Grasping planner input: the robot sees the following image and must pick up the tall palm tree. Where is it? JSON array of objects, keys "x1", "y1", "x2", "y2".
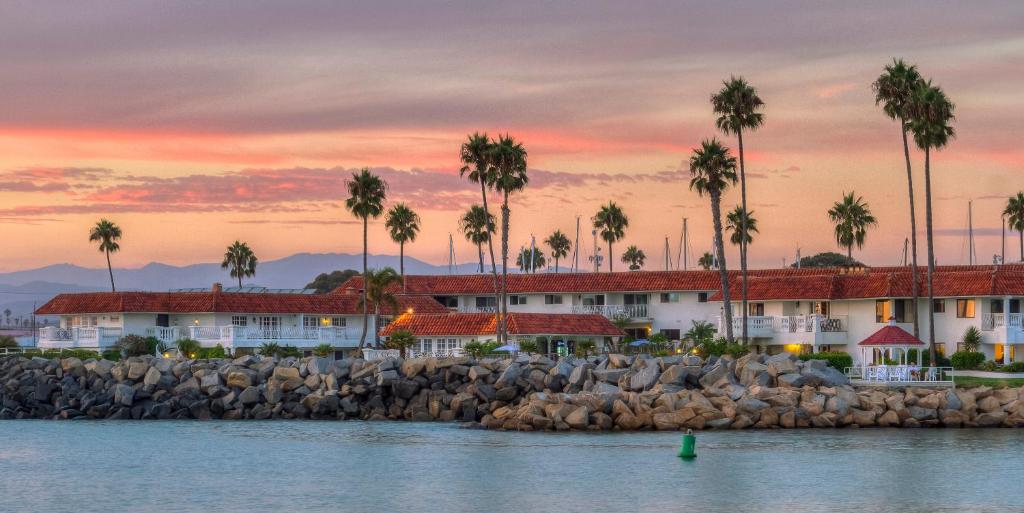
[
  {"x1": 384, "y1": 203, "x2": 421, "y2": 285},
  {"x1": 828, "y1": 192, "x2": 878, "y2": 259},
  {"x1": 712, "y1": 76, "x2": 764, "y2": 344},
  {"x1": 621, "y1": 245, "x2": 646, "y2": 271},
  {"x1": 358, "y1": 267, "x2": 403, "y2": 348},
  {"x1": 516, "y1": 247, "x2": 546, "y2": 272},
  {"x1": 873, "y1": 58, "x2": 925, "y2": 338},
  {"x1": 491, "y1": 134, "x2": 529, "y2": 344},
  {"x1": 908, "y1": 79, "x2": 955, "y2": 366},
  {"x1": 345, "y1": 167, "x2": 388, "y2": 352},
  {"x1": 460, "y1": 133, "x2": 502, "y2": 341},
  {"x1": 89, "y1": 219, "x2": 122, "y2": 292},
  {"x1": 544, "y1": 230, "x2": 571, "y2": 273},
  {"x1": 221, "y1": 241, "x2": 258, "y2": 288},
  {"x1": 592, "y1": 202, "x2": 628, "y2": 272},
  {"x1": 698, "y1": 251, "x2": 715, "y2": 270},
  {"x1": 725, "y1": 206, "x2": 759, "y2": 247},
  {"x1": 689, "y1": 138, "x2": 738, "y2": 342},
  {"x1": 459, "y1": 205, "x2": 495, "y2": 273},
  {"x1": 1004, "y1": 192, "x2": 1024, "y2": 262}
]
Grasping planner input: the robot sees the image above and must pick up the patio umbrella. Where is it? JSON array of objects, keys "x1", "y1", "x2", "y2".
[
  {"x1": 494, "y1": 344, "x2": 520, "y2": 352},
  {"x1": 629, "y1": 339, "x2": 650, "y2": 347}
]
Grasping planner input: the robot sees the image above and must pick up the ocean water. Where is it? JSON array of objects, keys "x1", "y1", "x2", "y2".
[{"x1": 0, "y1": 421, "x2": 1021, "y2": 513}]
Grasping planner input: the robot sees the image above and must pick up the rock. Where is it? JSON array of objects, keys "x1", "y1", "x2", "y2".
[
  {"x1": 607, "y1": 354, "x2": 632, "y2": 368},
  {"x1": 127, "y1": 361, "x2": 150, "y2": 381},
  {"x1": 659, "y1": 365, "x2": 698, "y2": 386},
  {"x1": 494, "y1": 363, "x2": 521, "y2": 388},
  {"x1": 468, "y1": 366, "x2": 491, "y2": 381},
  {"x1": 591, "y1": 382, "x2": 622, "y2": 395},
  {"x1": 273, "y1": 366, "x2": 301, "y2": 381},
  {"x1": 174, "y1": 378, "x2": 200, "y2": 395},
  {"x1": 877, "y1": 409, "x2": 901, "y2": 427},
  {"x1": 977, "y1": 396, "x2": 1001, "y2": 412},
  {"x1": 568, "y1": 364, "x2": 592, "y2": 387},
  {"x1": 699, "y1": 363, "x2": 730, "y2": 389},
  {"x1": 629, "y1": 365, "x2": 660, "y2": 391},
  {"x1": 976, "y1": 412, "x2": 1007, "y2": 427},
  {"x1": 199, "y1": 373, "x2": 222, "y2": 393},
  {"x1": 113, "y1": 384, "x2": 135, "y2": 406},
  {"x1": 143, "y1": 367, "x2": 162, "y2": 387},
  {"x1": 907, "y1": 406, "x2": 937, "y2": 421},
  {"x1": 400, "y1": 358, "x2": 426, "y2": 378},
  {"x1": 593, "y1": 368, "x2": 628, "y2": 384},
  {"x1": 737, "y1": 397, "x2": 769, "y2": 414},
  {"x1": 565, "y1": 406, "x2": 589, "y2": 430},
  {"x1": 851, "y1": 408, "x2": 876, "y2": 426},
  {"x1": 226, "y1": 371, "x2": 254, "y2": 389},
  {"x1": 777, "y1": 373, "x2": 806, "y2": 388},
  {"x1": 238, "y1": 386, "x2": 260, "y2": 405}
]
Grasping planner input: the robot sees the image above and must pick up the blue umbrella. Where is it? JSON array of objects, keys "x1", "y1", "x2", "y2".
[
  {"x1": 629, "y1": 339, "x2": 650, "y2": 347},
  {"x1": 494, "y1": 344, "x2": 520, "y2": 352}
]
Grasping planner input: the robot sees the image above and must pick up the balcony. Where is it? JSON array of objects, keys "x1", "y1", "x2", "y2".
[
  {"x1": 716, "y1": 314, "x2": 849, "y2": 343},
  {"x1": 981, "y1": 313, "x2": 1024, "y2": 344},
  {"x1": 570, "y1": 304, "x2": 649, "y2": 320},
  {"x1": 187, "y1": 325, "x2": 351, "y2": 348},
  {"x1": 37, "y1": 326, "x2": 123, "y2": 349},
  {"x1": 459, "y1": 306, "x2": 498, "y2": 313}
]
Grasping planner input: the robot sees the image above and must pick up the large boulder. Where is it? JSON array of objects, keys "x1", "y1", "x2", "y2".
[
  {"x1": 113, "y1": 383, "x2": 134, "y2": 406},
  {"x1": 143, "y1": 367, "x2": 162, "y2": 387},
  {"x1": 565, "y1": 406, "x2": 590, "y2": 430},
  {"x1": 699, "y1": 363, "x2": 731, "y2": 389},
  {"x1": 659, "y1": 365, "x2": 699, "y2": 386},
  {"x1": 127, "y1": 360, "x2": 150, "y2": 381},
  {"x1": 593, "y1": 368, "x2": 628, "y2": 384},
  {"x1": 226, "y1": 370, "x2": 255, "y2": 389},
  {"x1": 494, "y1": 363, "x2": 522, "y2": 388},
  {"x1": 629, "y1": 365, "x2": 660, "y2": 391}
]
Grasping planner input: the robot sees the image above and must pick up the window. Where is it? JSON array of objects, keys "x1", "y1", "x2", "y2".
[
  {"x1": 445, "y1": 338, "x2": 459, "y2": 353},
  {"x1": 748, "y1": 303, "x2": 765, "y2": 316},
  {"x1": 990, "y1": 299, "x2": 1004, "y2": 314},
  {"x1": 697, "y1": 292, "x2": 709, "y2": 303},
  {"x1": 1012, "y1": 299, "x2": 1021, "y2": 314},
  {"x1": 108, "y1": 315, "x2": 120, "y2": 323},
  {"x1": 995, "y1": 344, "x2": 1015, "y2": 361},
  {"x1": 956, "y1": 299, "x2": 975, "y2": 318},
  {"x1": 875, "y1": 300, "x2": 891, "y2": 323},
  {"x1": 660, "y1": 293, "x2": 680, "y2": 303},
  {"x1": 475, "y1": 296, "x2": 497, "y2": 308},
  {"x1": 258, "y1": 316, "x2": 280, "y2": 330},
  {"x1": 419, "y1": 338, "x2": 433, "y2": 353},
  {"x1": 231, "y1": 315, "x2": 248, "y2": 327},
  {"x1": 303, "y1": 316, "x2": 319, "y2": 328},
  {"x1": 582, "y1": 294, "x2": 605, "y2": 306},
  {"x1": 434, "y1": 296, "x2": 458, "y2": 308},
  {"x1": 812, "y1": 302, "x2": 830, "y2": 316},
  {"x1": 660, "y1": 329, "x2": 681, "y2": 341},
  {"x1": 893, "y1": 299, "x2": 913, "y2": 323},
  {"x1": 378, "y1": 316, "x2": 392, "y2": 328},
  {"x1": 544, "y1": 294, "x2": 563, "y2": 305},
  {"x1": 624, "y1": 328, "x2": 647, "y2": 339},
  {"x1": 510, "y1": 295, "x2": 528, "y2": 305},
  {"x1": 933, "y1": 299, "x2": 946, "y2": 313},
  {"x1": 624, "y1": 293, "x2": 648, "y2": 305},
  {"x1": 330, "y1": 317, "x2": 346, "y2": 327}
]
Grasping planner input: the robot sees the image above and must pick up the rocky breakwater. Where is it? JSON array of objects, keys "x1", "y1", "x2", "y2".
[{"x1": 1, "y1": 352, "x2": 1022, "y2": 429}]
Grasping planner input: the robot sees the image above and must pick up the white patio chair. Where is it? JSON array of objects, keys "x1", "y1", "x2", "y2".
[
  {"x1": 925, "y1": 367, "x2": 937, "y2": 382},
  {"x1": 875, "y1": 366, "x2": 888, "y2": 382}
]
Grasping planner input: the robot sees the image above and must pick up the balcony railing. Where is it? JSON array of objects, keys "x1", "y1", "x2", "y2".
[
  {"x1": 459, "y1": 306, "x2": 498, "y2": 313},
  {"x1": 570, "y1": 304, "x2": 649, "y2": 319},
  {"x1": 38, "y1": 326, "x2": 123, "y2": 348},
  {"x1": 982, "y1": 313, "x2": 1023, "y2": 331},
  {"x1": 188, "y1": 325, "x2": 349, "y2": 344},
  {"x1": 718, "y1": 314, "x2": 848, "y2": 334},
  {"x1": 145, "y1": 326, "x2": 182, "y2": 342}
]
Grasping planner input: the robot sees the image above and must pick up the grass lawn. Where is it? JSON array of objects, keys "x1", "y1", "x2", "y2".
[{"x1": 953, "y1": 376, "x2": 1024, "y2": 389}]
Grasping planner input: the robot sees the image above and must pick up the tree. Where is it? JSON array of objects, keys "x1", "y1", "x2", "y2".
[
  {"x1": 592, "y1": 202, "x2": 628, "y2": 272},
  {"x1": 828, "y1": 192, "x2": 878, "y2": 259},
  {"x1": 544, "y1": 230, "x2": 571, "y2": 273},
  {"x1": 712, "y1": 76, "x2": 765, "y2": 346},
  {"x1": 89, "y1": 219, "x2": 122, "y2": 292},
  {"x1": 0, "y1": 335, "x2": 17, "y2": 349},
  {"x1": 460, "y1": 133, "x2": 502, "y2": 342},
  {"x1": 221, "y1": 241, "x2": 258, "y2": 288},
  {"x1": 358, "y1": 267, "x2": 403, "y2": 348},
  {"x1": 908, "y1": 79, "x2": 955, "y2": 367},
  {"x1": 385, "y1": 329, "x2": 416, "y2": 358},
  {"x1": 345, "y1": 167, "x2": 388, "y2": 352},
  {"x1": 790, "y1": 252, "x2": 863, "y2": 268},
  {"x1": 873, "y1": 58, "x2": 925, "y2": 338},
  {"x1": 459, "y1": 205, "x2": 495, "y2": 273},
  {"x1": 621, "y1": 245, "x2": 646, "y2": 271},
  {"x1": 2, "y1": 309, "x2": 9, "y2": 326},
  {"x1": 1003, "y1": 192, "x2": 1024, "y2": 262},
  {"x1": 689, "y1": 138, "x2": 738, "y2": 342},
  {"x1": 384, "y1": 202, "x2": 421, "y2": 285},
  {"x1": 516, "y1": 246, "x2": 546, "y2": 272},
  {"x1": 961, "y1": 326, "x2": 982, "y2": 353},
  {"x1": 312, "y1": 343, "x2": 333, "y2": 358},
  {"x1": 726, "y1": 206, "x2": 758, "y2": 341},
  {"x1": 305, "y1": 269, "x2": 360, "y2": 293},
  {"x1": 684, "y1": 320, "x2": 717, "y2": 348},
  {"x1": 492, "y1": 134, "x2": 529, "y2": 344},
  {"x1": 698, "y1": 251, "x2": 715, "y2": 270}
]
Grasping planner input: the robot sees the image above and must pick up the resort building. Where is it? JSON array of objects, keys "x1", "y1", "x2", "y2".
[
  {"x1": 379, "y1": 312, "x2": 625, "y2": 357},
  {"x1": 34, "y1": 283, "x2": 448, "y2": 356}
]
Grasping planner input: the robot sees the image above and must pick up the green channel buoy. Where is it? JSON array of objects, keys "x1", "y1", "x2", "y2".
[{"x1": 678, "y1": 430, "x2": 696, "y2": 458}]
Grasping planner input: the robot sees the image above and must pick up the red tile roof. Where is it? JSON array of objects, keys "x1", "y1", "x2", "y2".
[
  {"x1": 35, "y1": 290, "x2": 448, "y2": 316},
  {"x1": 379, "y1": 312, "x2": 625, "y2": 338},
  {"x1": 858, "y1": 325, "x2": 925, "y2": 346}
]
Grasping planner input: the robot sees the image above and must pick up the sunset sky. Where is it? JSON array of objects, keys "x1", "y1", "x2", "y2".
[{"x1": 1, "y1": 1, "x2": 1022, "y2": 273}]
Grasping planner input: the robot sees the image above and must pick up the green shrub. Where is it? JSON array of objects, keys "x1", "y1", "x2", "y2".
[
  {"x1": 979, "y1": 360, "x2": 999, "y2": 371},
  {"x1": 1001, "y1": 362, "x2": 1024, "y2": 373},
  {"x1": 950, "y1": 351, "x2": 985, "y2": 370},
  {"x1": 384, "y1": 330, "x2": 415, "y2": 358},
  {"x1": 312, "y1": 343, "x2": 334, "y2": 358},
  {"x1": 464, "y1": 340, "x2": 500, "y2": 358},
  {"x1": 116, "y1": 334, "x2": 154, "y2": 357},
  {"x1": 696, "y1": 338, "x2": 749, "y2": 358},
  {"x1": 101, "y1": 349, "x2": 121, "y2": 361},
  {"x1": 176, "y1": 338, "x2": 201, "y2": 359},
  {"x1": 278, "y1": 345, "x2": 301, "y2": 358},
  {"x1": 906, "y1": 348, "x2": 951, "y2": 366},
  {"x1": 961, "y1": 326, "x2": 982, "y2": 353},
  {"x1": 517, "y1": 339, "x2": 538, "y2": 354},
  {"x1": 197, "y1": 343, "x2": 227, "y2": 359},
  {"x1": 575, "y1": 339, "x2": 596, "y2": 357},
  {"x1": 258, "y1": 342, "x2": 280, "y2": 358},
  {"x1": 799, "y1": 351, "x2": 853, "y2": 370},
  {"x1": 0, "y1": 335, "x2": 18, "y2": 349}
]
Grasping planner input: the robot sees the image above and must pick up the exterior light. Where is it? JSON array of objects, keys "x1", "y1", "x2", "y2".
[{"x1": 407, "y1": 308, "x2": 414, "y2": 314}]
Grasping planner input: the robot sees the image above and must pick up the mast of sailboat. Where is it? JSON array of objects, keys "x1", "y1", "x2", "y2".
[
  {"x1": 529, "y1": 235, "x2": 537, "y2": 273},
  {"x1": 902, "y1": 238, "x2": 909, "y2": 266},
  {"x1": 1002, "y1": 213, "x2": 1007, "y2": 265},
  {"x1": 676, "y1": 217, "x2": 689, "y2": 270},
  {"x1": 795, "y1": 247, "x2": 801, "y2": 269},
  {"x1": 664, "y1": 237, "x2": 671, "y2": 271},
  {"x1": 572, "y1": 215, "x2": 580, "y2": 272},
  {"x1": 968, "y1": 200, "x2": 976, "y2": 265},
  {"x1": 448, "y1": 233, "x2": 456, "y2": 274}
]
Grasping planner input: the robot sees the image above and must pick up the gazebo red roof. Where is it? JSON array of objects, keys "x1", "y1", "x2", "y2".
[{"x1": 858, "y1": 324, "x2": 925, "y2": 346}]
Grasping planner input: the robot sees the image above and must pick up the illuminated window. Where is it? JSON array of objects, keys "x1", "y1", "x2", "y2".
[
  {"x1": 994, "y1": 344, "x2": 1015, "y2": 361},
  {"x1": 956, "y1": 299, "x2": 975, "y2": 318},
  {"x1": 875, "y1": 300, "x2": 891, "y2": 323}
]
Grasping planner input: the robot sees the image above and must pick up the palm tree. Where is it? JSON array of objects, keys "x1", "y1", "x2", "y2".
[
  {"x1": 459, "y1": 205, "x2": 495, "y2": 273},
  {"x1": 1003, "y1": 192, "x2": 1024, "y2": 262},
  {"x1": 384, "y1": 203, "x2": 421, "y2": 285},
  {"x1": 725, "y1": 205, "x2": 759, "y2": 248},
  {"x1": 908, "y1": 79, "x2": 955, "y2": 367},
  {"x1": 221, "y1": 241, "x2": 258, "y2": 288},
  {"x1": 712, "y1": 76, "x2": 764, "y2": 345},
  {"x1": 516, "y1": 247, "x2": 546, "y2": 272},
  {"x1": 689, "y1": 138, "x2": 738, "y2": 342},
  {"x1": 89, "y1": 219, "x2": 122, "y2": 292},
  {"x1": 2, "y1": 309, "x2": 9, "y2": 326},
  {"x1": 592, "y1": 202, "x2": 628, "y2": 272},
  {"x1": 345, "y1": 167, "x2": 388, "y2": 352},
  {"x1": 491, "y1": 134, "x2": 529, "y2": 344},
  {"x1": 544, "y1": 230, "x2": 571, "y2": 273},
  {"x1": 622, "y1": 245, "x2": 646, "y2": 271},
  {"x1": 460, "y1": 133, "x2": 502, "y2": 341},
  {"x1": 698, "y1": 251, "x2": 716, "y2": 270},
  {"x1": 684, "y1": 320, "x2": 717, "y2": 349},
  {"x1": 358, "y1": 267, "x2": 403, "y2": 348},
  {"x1": 828, "y1": 192, "x2": 878, "y2": 259},
  {"x1": 873, "y1": 58, "x2": 925, "y2": 338}
]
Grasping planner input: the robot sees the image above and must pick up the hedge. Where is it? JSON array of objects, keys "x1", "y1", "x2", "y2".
[
  {"x1": 950, "y1": 351, "x2": 985, "y2": 370},
  {"x1": 799, "y1": 351, "x2": 853, "y2": 370}
]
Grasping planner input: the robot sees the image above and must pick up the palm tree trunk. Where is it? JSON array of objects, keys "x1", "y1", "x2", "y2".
[
  {"x1": 105, "y1": 250, "x2": 115, "y2": 292},
  {"x1": 477, "y1": 242, "x2": 484, "y2": 273},
  {"x1": 554, "y1": 257, "x2": 559, "y2": 273},
  {"x1": 924, "y1": 147, "x2": 937, "y2": 367},
  {"x1": 1019, "y1": 229, "x2": 1023, "y2": 262},
  {"x1": 399, "y1": 241, "x2": 406, "y2": 293},
  {"x1": 737, "y1": 129, "x2": 749, "y2": 346},
  {"x1": 480, "y1": 181, "x2": 502, "y2": 344},
  {"x1": 848, "y1": 245, "x2": 852, "y2": 260},
  {"x1": 608, "y1": 242, "x2": 613, "y2": 272},
  {"x1": 711, "y1": 191, "x2": 733, "y2": 342},
  {"x1": 359, "y1": 217, "x2": 368, "y2": 351},
  {"x1": 501, "y1": 197, "x2": 511, "y2": 345},
  {"x1": 373, "y1": 304, "x2": 380, "y2": 348},
  {"x1": 901, "y1": 121, "x2": 921, "y2": 339}
]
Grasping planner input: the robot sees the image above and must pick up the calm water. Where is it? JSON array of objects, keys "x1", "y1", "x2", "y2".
[{"x1": 0, "y1": 422, "x2": 1021, "y2": 513}]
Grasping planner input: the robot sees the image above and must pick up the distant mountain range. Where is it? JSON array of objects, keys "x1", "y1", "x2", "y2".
[{"x1": 0, "y1": 253, "x2": 483, "y2": 317}]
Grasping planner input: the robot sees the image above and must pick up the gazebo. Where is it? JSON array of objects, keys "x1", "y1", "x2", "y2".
[{"x1": 857, "y1": 318, "x2": 925, "y2": 366}]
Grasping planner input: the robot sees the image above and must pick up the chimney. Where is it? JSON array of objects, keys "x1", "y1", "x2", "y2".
[{"x1": 212, "y1": 283, "x2": 223, "y2": 293}]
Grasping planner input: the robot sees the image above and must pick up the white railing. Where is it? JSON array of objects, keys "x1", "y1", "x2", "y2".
[
  {"x1": 720, "y1": 314, "x2": 848, "y2": 334},
  {"x1": 38, "y1": 326, "x2": 122, "y2": 348},
  {"x1": 459, "y1": 306, "x2": 497, "y2": 313},
  {"x1": 39, "y1": 326, "x2": 73, "y2": 341},
  {"x1": 845, "y1": 365, "x2": 954, "y2": 384},
  {"x1": 570, "y1": 304, "x2": 649, "y2": 319},
  {"x1": 363, "y1": 349, "x2": 400, "y2": 361},
  {"x1": 189, "y1": 325, "x2": 349, "y2": 343},
  {"x1": 983, "y1": 313, "x2": 1022, "y2": 331},
  {"x1": 146, "y1": 326, "x2": 181, "y2": 342}
]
